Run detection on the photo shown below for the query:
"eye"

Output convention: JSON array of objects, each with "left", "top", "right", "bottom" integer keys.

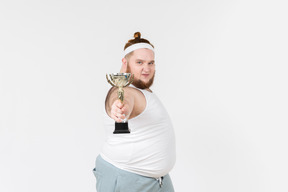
[
  {"left": 137, "top": 61, "right": 142, "bottom": 64},
  {"left": 149, "top": 62, "right": 154, "bottom": 65}
]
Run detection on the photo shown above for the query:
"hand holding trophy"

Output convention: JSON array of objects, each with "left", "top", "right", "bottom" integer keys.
[{"left": 106, "top": 73, "right": 134, "bottom": 134}]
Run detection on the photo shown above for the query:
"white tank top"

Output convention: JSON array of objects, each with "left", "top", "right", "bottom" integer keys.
[{"left": 100, "top": 86, "right": 176, "bottom": 178}]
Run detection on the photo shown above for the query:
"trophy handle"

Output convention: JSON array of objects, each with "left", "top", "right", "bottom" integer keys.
[{"left": 106, "top": 74, "right": 116, "bottom": 87}]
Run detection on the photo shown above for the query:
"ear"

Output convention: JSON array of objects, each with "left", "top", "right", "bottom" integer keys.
[{"left": 120, "top": 58, "right": 127, "bottom": 73}]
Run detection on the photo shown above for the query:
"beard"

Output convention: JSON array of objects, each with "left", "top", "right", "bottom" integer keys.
[{"left": 126, "top": 65, "right": 155, "bottom": 90}]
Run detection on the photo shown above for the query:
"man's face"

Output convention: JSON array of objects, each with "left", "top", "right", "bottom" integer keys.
[{"left": 125, "top": 48, "right": 155, "bottom": 89}]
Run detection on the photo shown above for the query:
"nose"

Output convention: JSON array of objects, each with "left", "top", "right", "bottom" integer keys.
[{"left": 143, "top": 64, "right": 152, "bottom": 73}]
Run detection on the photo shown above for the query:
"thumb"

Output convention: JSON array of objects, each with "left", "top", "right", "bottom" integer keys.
[{"left": 115, "top": 99, "right": 124, "bottom": 109}]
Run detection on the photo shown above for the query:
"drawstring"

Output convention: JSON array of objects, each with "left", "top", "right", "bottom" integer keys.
[{"left": 156, "top": 176, "right": 164, "bottom": 187}]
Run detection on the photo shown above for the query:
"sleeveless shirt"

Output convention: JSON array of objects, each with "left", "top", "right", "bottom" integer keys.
[{"left": 100, "top": 86, "right": 176, "bottom": 178}]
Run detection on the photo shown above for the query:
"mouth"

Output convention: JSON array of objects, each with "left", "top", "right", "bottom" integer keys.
[{"left": 141, "top": 74, "right": 150, "bottom": 78}]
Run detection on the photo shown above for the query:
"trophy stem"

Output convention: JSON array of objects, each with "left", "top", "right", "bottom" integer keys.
[{"left": 118, "top": 87, "right": 124, "bottom": 103}]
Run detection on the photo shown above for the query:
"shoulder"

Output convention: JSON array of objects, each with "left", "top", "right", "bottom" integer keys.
[{"left": 124, "top": 86, "right": 144, "bottom": 96}]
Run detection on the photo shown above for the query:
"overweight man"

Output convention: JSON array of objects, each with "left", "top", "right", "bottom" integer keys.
[{"left": 93, "top": 32, "right": 176, "bottom": 192}]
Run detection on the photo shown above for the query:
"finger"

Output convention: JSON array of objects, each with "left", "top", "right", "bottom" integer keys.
[
  {"left": 113, "top": 116, "right": 122, "bottom": 123},
  {"left": 115, "top": 100, "right": 124, "bottom": 108},
  {"left": 112, "top": 103, "right": 123, "bottom": 112},
  {"left": 121, "top": 106, "right": 127, "bottom": 114},
  {"left": 115, "top": 118, "right": 123, "bottom": 123},
  {"left": 112, "top": 107, "right": 122, "bottom": 114},
  {"left": 121, "top": 107, "right": 129, "bottom": 118},
  {"left": 114, "top": 114, "right": 124, "bottom": 122},
  {"left": 112, "top": 111, "right": 125, "bottom": 120},
  {"left": 115, "top": 112, "right": 125, "bottom": 120},
  {"left": 111, "top": 113, "right": 122, "bottom": 122}
]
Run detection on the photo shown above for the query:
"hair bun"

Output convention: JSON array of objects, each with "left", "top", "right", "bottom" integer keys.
[{"left": 134, "top": 32, "right": 141, "bottom": 39}]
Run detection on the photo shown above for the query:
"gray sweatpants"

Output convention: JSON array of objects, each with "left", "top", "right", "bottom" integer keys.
[{"left": 92, "top": 155, "right": 175, "bottom": 192}]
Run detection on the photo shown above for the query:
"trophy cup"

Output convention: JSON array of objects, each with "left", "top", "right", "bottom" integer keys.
[{"left": 106, "top": 73, "right": 134, "bottom": 134}]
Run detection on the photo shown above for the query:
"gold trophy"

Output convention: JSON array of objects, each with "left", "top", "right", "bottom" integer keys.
[{"left": 106, "top": 73, "right": 134, "bottom": 134}]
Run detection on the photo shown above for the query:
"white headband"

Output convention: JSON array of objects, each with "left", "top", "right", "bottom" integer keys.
[{"left": 124, "top": 43, "right": 154, "bottom": 57}]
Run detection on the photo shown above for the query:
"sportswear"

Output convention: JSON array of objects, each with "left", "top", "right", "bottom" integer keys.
[{"left": 100, "top": 85, "right": 176, "bottom": 178}]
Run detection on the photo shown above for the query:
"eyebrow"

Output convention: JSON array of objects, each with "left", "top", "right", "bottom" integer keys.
[{"left": 136, "top": 59, "right": 155, "bottom": 63}]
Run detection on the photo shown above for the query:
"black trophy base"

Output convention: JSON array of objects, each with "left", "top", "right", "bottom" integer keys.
[{"left": 113, "top": 122, "right": 130, "bottom": 134}]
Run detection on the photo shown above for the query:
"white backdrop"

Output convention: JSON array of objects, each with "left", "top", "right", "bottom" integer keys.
[{"left": 1, "top": 0, "right": 287, "bottom": 191}]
